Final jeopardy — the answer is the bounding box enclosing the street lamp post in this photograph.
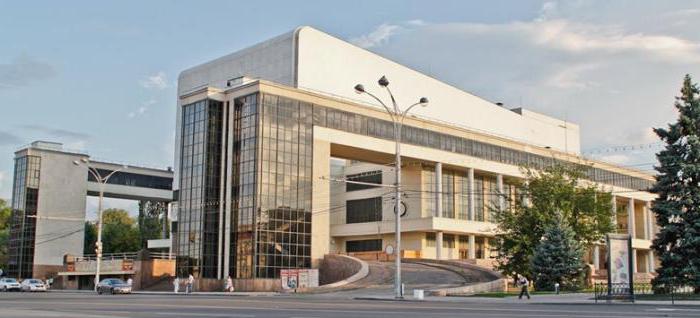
[354,76,428,299]
[73,158,127,290]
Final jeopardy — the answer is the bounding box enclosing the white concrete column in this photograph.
[643,202,650,240]
[468,235,476,259]
[628,198,636,238]
[522,181,530,207]
[483,237,490,259]
[632,249,638,273]
[435,163,442,218]
[467,168,475,221]
[496,174,505,211]
[648,250,655,273]
[645,202,653,240]
[436,231,443,260]
[223,100,234,279]
[593,245,600,270]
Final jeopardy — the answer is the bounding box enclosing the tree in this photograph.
[531,212,585,291]
[84,221,97,255]
[0,199,11,269]
[651,74,700,293]
[137,201,167,249]
[495,165,614,279]
[97,209,140,254]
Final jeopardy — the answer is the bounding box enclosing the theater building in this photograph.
[174,26,657,287]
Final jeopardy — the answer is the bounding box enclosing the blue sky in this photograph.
[2,1,700,213]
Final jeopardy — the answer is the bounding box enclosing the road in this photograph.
[1,292,699,318]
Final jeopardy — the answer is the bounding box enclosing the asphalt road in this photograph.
[1,292,699,318]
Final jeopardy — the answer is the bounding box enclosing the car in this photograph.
[0,278,21,292]
[20,279,47,292]
[96,278,132,295]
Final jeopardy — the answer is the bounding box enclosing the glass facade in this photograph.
[254,94,313,279]
[87,168,172,190]
[176,99,223,278]
[346,171,382,191]
[7,155,41,278]
[346,197,383,224]
[441,172,455,218]
[346,239,382,252]
[176,90,652,281]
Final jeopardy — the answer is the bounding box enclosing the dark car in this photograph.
[96,278,132,295]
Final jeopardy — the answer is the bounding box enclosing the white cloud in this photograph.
[351,23,402,49]
[128,99,156,118]
[536,1,559,22]
[544,62,601,89]
[140,71,168,89]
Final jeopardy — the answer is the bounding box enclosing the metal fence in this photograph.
[595,282,700,304]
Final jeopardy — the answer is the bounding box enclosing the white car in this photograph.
[0,278,21,292]
[20,279,47,292]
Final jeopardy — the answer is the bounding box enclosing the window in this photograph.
[426,233,436,247]
[346,171,382,191]
[442,172,455,218]
[443,234,455,248]
[474,177,485,222]
[346,239,382,252]
[346,197,382,224]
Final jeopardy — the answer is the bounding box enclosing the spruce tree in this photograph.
[531,212,585,291]
[652,74,700,293]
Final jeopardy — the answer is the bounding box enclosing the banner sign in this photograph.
[281,269,319,289]
[606,233,634,300]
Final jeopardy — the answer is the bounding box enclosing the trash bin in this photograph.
[413,289,424,300]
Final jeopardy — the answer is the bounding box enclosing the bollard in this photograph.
[555,283,560,295]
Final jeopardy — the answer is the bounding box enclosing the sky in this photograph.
[1,0,699,214]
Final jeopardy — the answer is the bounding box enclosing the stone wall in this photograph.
[318,254,362,285]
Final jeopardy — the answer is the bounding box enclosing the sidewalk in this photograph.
[351,292,700,306]
[49,289,278,297]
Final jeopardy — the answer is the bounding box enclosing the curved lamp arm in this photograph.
[103,167,125,183]
[400,102,425,124]
[86,167,103,183]
[363,90,397,122]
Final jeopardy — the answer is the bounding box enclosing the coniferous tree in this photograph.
[531,212,585,291]
[495,165,614,279]
[652,74,700,293]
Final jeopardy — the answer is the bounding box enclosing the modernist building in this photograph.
[174,26,657,285]
[7,141,174,279]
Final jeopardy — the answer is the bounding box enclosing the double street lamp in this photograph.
[354,76,428,299]
[73,158,127,290]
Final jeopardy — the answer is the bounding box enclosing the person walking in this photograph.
[517,274,530,300]
[187,274,194,294]
[173,277,180,294]
[225,276,234,293]
[126,277,133,288]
